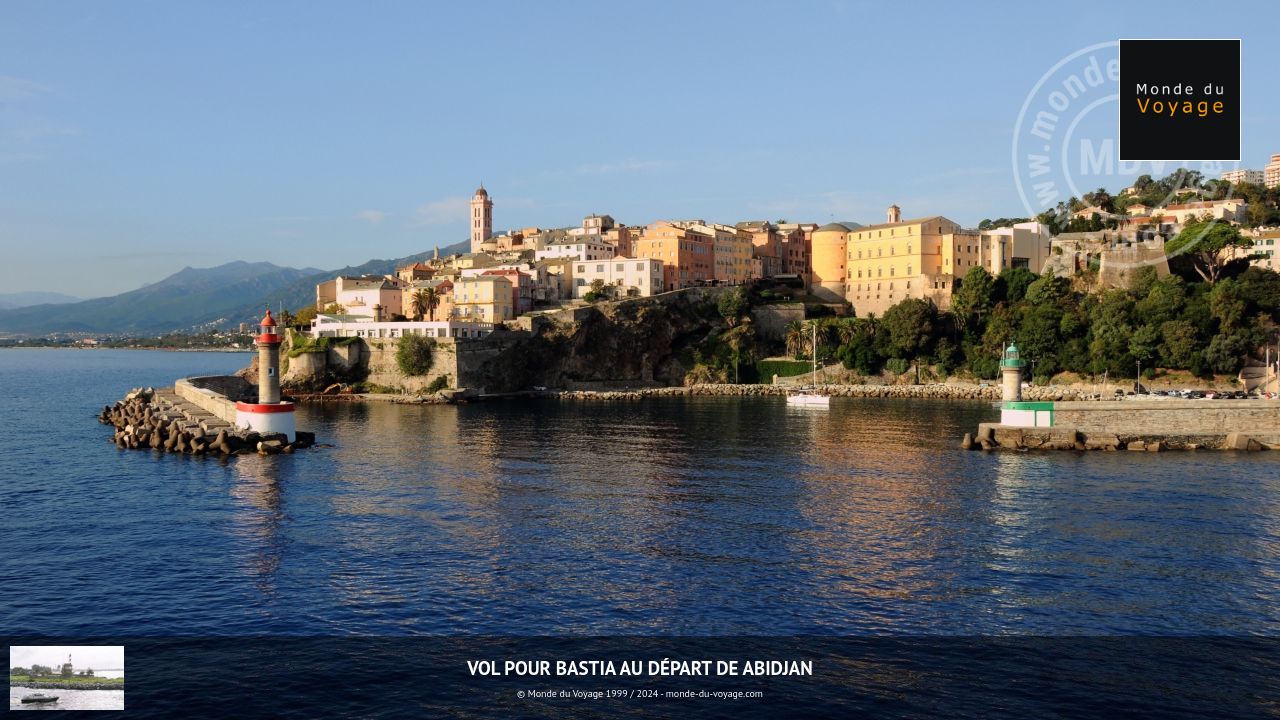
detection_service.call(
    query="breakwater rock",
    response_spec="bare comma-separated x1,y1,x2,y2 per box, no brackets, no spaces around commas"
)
16,681,124,690
530,383,1098,402
962,424,1276,452
99,386,314,457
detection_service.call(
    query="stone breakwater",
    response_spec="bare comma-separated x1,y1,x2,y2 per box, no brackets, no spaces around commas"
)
531,383,1097,402
961,424,1277,452
16,681,124,690
99,386,314,457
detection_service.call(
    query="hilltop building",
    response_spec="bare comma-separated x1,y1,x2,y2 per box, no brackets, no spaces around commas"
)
571,257,664,299
1266,154,1280,189
812,204,1051,315
1221,168,1265,186
634,221,715,291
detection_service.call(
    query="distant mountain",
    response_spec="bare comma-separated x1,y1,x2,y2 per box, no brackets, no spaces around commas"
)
0,291,81,310
229,240,469,323
0,241,471,336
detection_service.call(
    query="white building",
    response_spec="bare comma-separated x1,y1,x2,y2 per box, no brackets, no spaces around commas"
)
1267,154,1280,189
318,275,406,319
309,315,495,340
534,234,615,262
1220,168,1265,186
572,257,664,299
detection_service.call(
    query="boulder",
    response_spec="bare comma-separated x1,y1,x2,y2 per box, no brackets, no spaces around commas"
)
1127,441,1146,451
960,433,975,450
1224,432,1253,450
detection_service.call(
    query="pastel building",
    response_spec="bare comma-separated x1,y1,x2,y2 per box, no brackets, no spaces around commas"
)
1221,168,1265,186
634,221,715,291
534,234,616,262
480,268,534,315
1160,199,1248,224
401,277,454,321
670,221,753,285
1266,154,1280,189
315,275,406,318
572,257,665,299
453,275,514,322
815,205,1053,316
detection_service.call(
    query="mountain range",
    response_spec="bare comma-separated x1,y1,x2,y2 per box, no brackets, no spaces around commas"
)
0,291,82,310
0,241,469,336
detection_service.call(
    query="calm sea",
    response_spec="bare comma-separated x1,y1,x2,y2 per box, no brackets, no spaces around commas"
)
2,349,1279,717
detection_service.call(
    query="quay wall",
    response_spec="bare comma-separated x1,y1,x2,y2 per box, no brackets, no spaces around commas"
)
174,376,251,424
1053,399,1280,435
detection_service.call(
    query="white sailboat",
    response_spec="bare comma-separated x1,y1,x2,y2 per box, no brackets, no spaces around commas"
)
786,323,831,407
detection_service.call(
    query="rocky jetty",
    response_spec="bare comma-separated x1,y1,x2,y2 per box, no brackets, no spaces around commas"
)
98,386,314,457
961,424,1271,452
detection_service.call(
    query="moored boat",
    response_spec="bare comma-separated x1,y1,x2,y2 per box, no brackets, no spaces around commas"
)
21,693,59,704
786,323,830,407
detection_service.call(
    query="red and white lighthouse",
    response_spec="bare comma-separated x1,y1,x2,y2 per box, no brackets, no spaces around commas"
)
235,309,296,441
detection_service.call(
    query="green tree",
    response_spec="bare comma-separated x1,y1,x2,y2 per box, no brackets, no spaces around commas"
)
395,334,436,376
953,266,996,328
997,267,1037,304
880,298,936,359
784,320,809,359
1166,219,1254,284
717,287,748,327
1158,319,1200,368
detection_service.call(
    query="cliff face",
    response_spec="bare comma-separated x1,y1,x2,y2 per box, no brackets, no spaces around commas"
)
464,290,727,393
253,289,734,395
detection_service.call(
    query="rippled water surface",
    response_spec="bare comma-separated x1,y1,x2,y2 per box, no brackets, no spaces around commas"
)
2,349,1279,636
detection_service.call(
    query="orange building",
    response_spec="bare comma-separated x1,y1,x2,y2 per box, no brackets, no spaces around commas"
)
634,221,715,291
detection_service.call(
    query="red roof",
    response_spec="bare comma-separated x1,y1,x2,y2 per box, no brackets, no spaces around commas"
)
260,309,276,327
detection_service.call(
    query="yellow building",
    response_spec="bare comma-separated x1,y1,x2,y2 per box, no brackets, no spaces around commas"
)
673,222,754,285
810,222,851,302
844,209,961,315
452,275,513,323
843,206,1051,316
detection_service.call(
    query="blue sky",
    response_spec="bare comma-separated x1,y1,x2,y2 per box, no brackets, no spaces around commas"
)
2,0,1276,297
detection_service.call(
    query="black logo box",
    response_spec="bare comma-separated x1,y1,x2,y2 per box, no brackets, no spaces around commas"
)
1119,39,1240,161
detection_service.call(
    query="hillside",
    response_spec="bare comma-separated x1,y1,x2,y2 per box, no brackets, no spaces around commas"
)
0,291,81,310
0,240,469,336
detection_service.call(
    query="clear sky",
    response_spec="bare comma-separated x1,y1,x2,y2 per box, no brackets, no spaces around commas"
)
2,0,1276,297
10,645,124,671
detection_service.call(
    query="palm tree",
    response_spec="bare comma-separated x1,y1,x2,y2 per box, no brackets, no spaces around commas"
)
411,288,441,321
785,320,806,359
422,287,440,321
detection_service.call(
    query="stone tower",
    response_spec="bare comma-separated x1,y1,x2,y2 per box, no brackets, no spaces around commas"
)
470,185,493,253
257,309,281,404
887,204,901,224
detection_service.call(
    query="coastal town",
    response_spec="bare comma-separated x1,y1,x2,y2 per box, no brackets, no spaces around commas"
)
291,155,1280,393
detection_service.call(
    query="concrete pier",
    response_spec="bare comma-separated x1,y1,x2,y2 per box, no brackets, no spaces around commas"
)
99,383,314,457
964,398,1280,451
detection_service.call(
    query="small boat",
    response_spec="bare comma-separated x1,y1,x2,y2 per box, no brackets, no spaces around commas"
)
786,323,830,407
21,693,59,704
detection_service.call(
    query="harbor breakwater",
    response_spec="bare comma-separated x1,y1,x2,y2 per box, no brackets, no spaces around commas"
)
14,681,123,690
99,381,314,456
964,399,1280,452
524,383,1095,402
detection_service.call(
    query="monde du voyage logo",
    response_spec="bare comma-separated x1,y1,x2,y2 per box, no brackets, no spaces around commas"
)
1120,39,1240,161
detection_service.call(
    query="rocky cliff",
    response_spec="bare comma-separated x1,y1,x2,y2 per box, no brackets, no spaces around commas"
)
464,289,730,393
